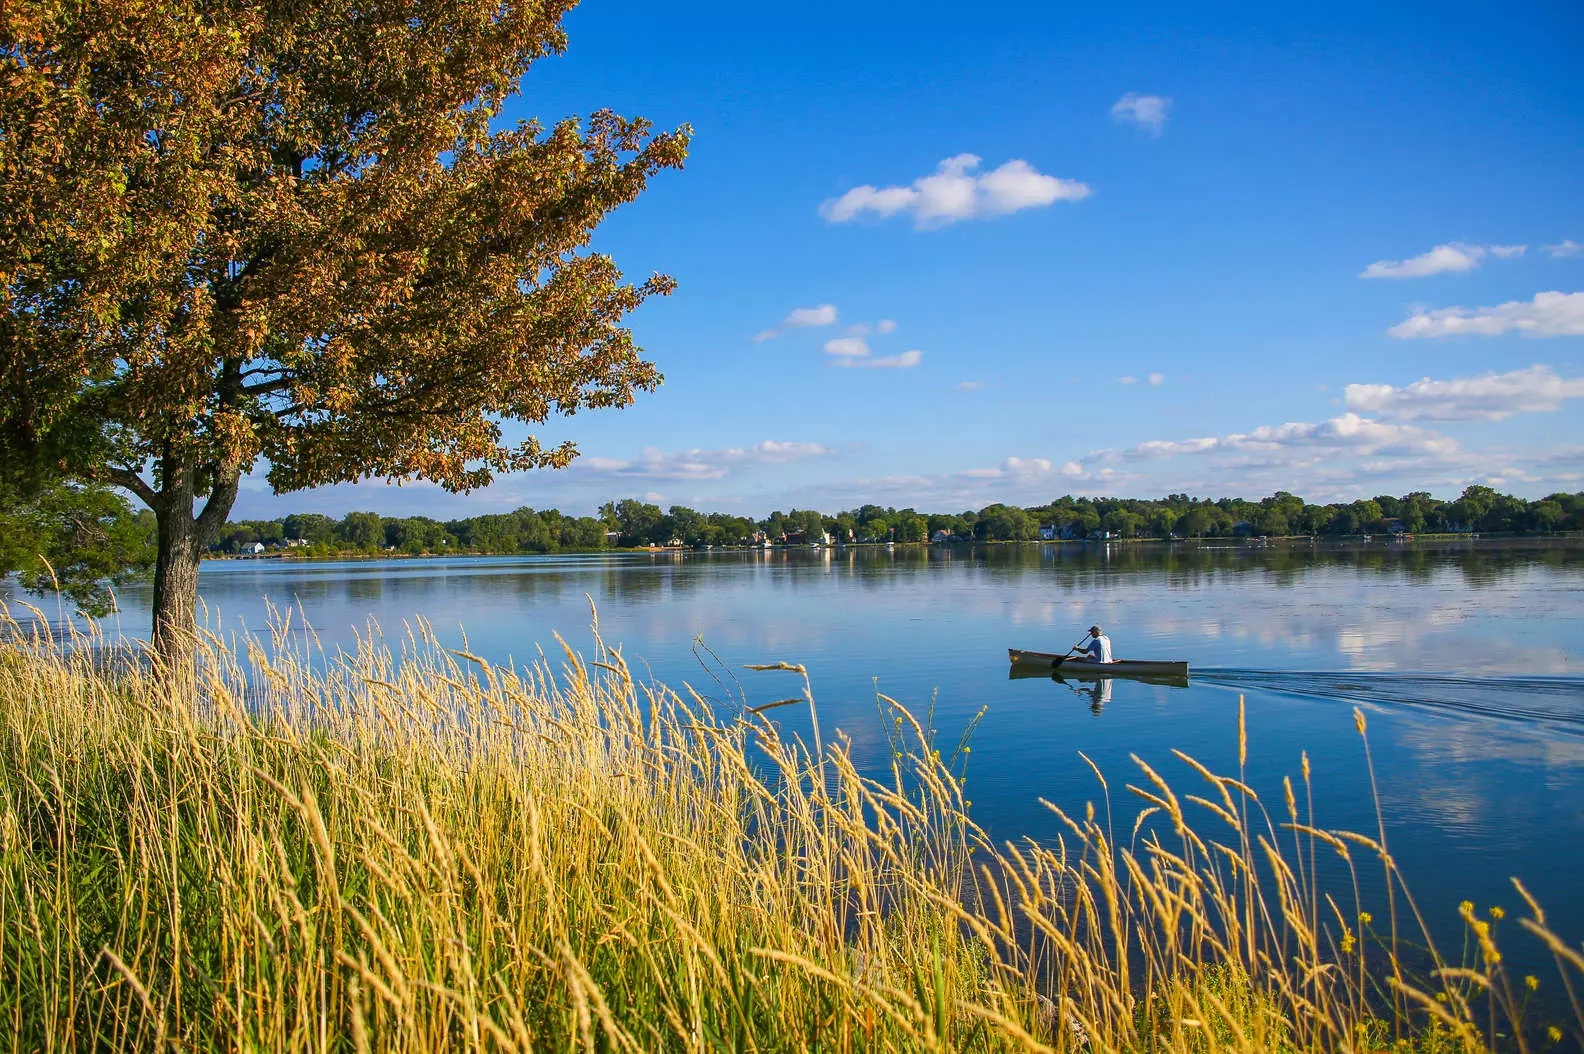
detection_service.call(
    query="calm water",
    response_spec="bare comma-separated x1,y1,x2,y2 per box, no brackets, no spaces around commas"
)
34,540,1584,965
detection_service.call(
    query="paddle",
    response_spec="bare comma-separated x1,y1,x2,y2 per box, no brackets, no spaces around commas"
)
1053,632,1092,670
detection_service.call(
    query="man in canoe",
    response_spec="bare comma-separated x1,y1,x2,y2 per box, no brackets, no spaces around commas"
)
1069,625,1114,664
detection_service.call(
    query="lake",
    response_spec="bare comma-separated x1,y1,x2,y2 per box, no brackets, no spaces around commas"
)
29,538,1584,970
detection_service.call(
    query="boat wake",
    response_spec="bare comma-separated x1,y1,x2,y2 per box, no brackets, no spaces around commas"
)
1196,669,1584,735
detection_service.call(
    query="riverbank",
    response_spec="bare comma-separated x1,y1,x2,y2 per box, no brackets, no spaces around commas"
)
0,620,1576,1051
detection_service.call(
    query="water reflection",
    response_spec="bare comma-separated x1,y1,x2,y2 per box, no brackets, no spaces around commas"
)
1057,675,1113,715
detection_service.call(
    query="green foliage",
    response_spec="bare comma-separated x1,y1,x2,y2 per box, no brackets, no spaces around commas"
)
214,485,1584,559
0,479,154,615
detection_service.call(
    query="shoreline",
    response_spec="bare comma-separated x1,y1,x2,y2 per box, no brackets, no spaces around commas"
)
199,531,1583,563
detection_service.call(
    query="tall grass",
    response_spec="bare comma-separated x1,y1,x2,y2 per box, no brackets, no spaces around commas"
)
0,602,1578,1052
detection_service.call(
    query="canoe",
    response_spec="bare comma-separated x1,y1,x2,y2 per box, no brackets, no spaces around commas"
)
1009,664,1189,688
1008,649,1189,679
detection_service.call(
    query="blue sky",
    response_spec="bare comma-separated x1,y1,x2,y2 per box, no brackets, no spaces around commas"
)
236,1,1584,519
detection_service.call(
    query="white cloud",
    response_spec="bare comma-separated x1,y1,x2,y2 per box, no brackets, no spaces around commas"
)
1148,373,1165,386
820,154,1090,229
1388,291,1584,338
1344,365,1584,421
576,440,835,482
754,303,839,341
823,336,870,358
786,304,838,327
952,380,984,392
1111,93,1171,135
876,319,898,334
1117,375,1137,385
1360,242,1530,279
834,349,922,369
1361,243,1484,279
1081,412,1460,467
1545,240,1582,259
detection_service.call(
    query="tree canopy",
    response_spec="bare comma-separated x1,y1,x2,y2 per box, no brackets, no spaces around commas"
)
0,0,688,659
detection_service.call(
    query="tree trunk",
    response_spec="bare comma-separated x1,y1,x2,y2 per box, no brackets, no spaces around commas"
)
151,500,203,672
148,461,242,676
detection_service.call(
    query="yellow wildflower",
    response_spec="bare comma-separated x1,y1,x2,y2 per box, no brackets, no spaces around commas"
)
1491,905,1505,920
1525,975,1539,991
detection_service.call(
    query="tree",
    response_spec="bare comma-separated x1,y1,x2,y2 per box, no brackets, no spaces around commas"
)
601,500,662,546
0,1,688,665
975,504,1032,541
1532,501,1565,533
282,513,336,545
1180,507,1212,538
337,512,384,551
666,506,705,546
786,509,825,540
1452,486,1498,531
556,516,607,550
0,478,156,615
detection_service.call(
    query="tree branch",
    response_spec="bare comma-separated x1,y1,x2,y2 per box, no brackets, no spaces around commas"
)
195,466,242,546
241,377,296,396
106,467,160,510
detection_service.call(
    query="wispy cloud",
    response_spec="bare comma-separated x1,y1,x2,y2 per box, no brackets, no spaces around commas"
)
577,440,835,482
754,303,839,342
1545,240,1582,259
1344,365,1584,421
1117,375,1137,385
844,318,898,338
1388,291,1584,338
952,380,984,392
1359,242,1525,279
823,336,869,358
821,154,1090,229
1111,93,1171,135
1148,373,1165,386
833,349,923,369
1088,412,1461,464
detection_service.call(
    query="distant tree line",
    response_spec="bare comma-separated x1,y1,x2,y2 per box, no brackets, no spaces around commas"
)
204,486,1584,555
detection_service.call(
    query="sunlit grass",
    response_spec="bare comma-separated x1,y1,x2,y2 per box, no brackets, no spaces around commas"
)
0,600,1578,1051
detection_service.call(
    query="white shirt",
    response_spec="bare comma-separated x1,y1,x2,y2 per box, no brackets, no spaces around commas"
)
1085,634,1114,663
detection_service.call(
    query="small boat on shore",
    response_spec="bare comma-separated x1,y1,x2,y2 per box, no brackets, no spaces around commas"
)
1007,648,1189,679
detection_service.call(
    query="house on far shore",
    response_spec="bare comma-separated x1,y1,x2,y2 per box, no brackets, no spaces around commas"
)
1039,524,1057,541
1382,517,1408,535
246,541,265,555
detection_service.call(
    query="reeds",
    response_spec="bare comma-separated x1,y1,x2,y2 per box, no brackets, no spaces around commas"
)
0,602,1578,1052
